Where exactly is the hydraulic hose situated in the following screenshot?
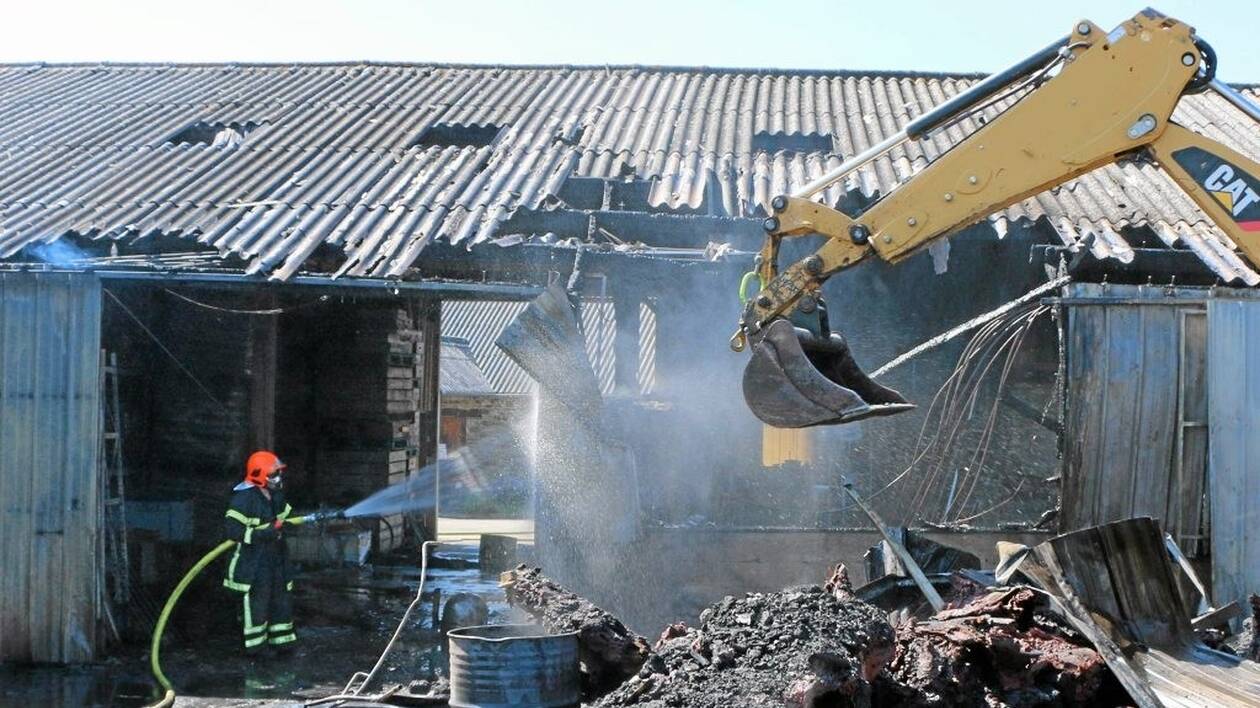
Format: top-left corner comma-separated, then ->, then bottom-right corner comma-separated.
146,538 -> 238,708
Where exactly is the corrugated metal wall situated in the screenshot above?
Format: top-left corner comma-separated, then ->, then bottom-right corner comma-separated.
1207,299 -> 1260,613
0,272 -> 102,663
1062,284 -> 1211,551
1065,283 -> 1260,612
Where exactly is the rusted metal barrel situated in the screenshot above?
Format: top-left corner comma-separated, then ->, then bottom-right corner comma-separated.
447,624 -> 579,708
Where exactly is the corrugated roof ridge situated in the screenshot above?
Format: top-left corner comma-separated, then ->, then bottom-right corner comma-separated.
4,61 -> 1256,88
0,60 -> 992,80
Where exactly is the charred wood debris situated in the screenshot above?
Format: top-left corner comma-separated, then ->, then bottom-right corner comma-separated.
500,541 -> 1260,708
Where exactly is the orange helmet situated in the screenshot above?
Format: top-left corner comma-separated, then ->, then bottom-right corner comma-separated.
245,450 -> 286,488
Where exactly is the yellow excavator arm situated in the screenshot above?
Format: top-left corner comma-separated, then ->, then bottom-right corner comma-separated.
737,8 -> 1260,429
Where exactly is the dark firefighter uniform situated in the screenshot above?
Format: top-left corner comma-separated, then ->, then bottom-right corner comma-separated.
223,482 -> 297,651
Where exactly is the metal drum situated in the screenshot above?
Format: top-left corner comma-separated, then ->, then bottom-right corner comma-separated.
447,624 -> 580,708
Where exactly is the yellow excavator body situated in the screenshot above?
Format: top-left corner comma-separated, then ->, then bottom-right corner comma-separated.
738,9 -> 1260,428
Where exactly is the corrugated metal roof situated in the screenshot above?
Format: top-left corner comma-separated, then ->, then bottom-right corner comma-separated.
638,302 -> 657,396
0,63 -> 1256,282
581,300 -> 617,397
1015,517 -> 1260,707
441,296 -> 656,396
442,299 -> 535,395
438,336 -> 494,396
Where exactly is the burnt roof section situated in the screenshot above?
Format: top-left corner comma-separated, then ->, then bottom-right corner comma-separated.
0,62 -> 1257,282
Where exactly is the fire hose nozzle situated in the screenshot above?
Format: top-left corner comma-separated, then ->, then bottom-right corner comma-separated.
292,509 -> 346,525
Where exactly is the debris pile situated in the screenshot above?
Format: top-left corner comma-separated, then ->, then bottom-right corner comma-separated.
598,577 -> 894,708
1225,593 -> 1260,661
501,566 -> 652,700
877,580 -> 1125,706
499,530 -> 1260,708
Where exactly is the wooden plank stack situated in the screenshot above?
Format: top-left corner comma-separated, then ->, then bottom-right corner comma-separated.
314,306 -> 426,552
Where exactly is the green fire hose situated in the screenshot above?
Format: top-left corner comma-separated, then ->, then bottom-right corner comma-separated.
145,511 -> 340,708
147,538 -> 237,708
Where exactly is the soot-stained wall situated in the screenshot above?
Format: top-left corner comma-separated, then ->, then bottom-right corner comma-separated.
625,221 -> 1061,531
102,285 -> 440,627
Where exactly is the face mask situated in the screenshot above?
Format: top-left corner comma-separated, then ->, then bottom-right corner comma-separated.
267,472 -> 284,491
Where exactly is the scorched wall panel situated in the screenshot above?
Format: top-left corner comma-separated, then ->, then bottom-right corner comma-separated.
0,272 -> 102,663
1207,299 -> 1260,613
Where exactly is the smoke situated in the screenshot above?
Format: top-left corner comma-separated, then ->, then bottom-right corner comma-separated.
24,239 -> 90,266
524,249 -> 1057,532
628,263 -> 834,528
475,236 -> 1059,633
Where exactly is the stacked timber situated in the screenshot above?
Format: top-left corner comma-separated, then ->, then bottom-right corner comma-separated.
314,307 -> 425,552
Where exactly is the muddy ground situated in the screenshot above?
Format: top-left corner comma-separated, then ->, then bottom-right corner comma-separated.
0,543 -> 513,707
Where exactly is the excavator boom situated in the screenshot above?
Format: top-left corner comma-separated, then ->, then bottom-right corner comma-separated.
738,8 -> 1260,428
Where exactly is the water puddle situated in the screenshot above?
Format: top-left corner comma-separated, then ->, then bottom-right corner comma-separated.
1,542 -> 514,706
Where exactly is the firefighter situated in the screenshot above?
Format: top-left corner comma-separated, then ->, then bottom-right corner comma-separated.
223,450 -> 297,653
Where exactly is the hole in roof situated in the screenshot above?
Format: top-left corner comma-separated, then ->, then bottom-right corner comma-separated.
557,176 -> 604,210
167,121 -> 264,148
554,123 -> 588,147
751,131 -> 835,156
411,123 -> 503,149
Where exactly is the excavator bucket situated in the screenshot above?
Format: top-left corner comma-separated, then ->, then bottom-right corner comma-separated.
743,319 -> 914,428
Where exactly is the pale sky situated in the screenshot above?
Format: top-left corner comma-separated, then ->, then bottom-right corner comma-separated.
4,0 -> 1258,82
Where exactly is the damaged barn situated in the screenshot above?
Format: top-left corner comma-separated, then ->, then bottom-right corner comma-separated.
0,22 -> 1259,706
